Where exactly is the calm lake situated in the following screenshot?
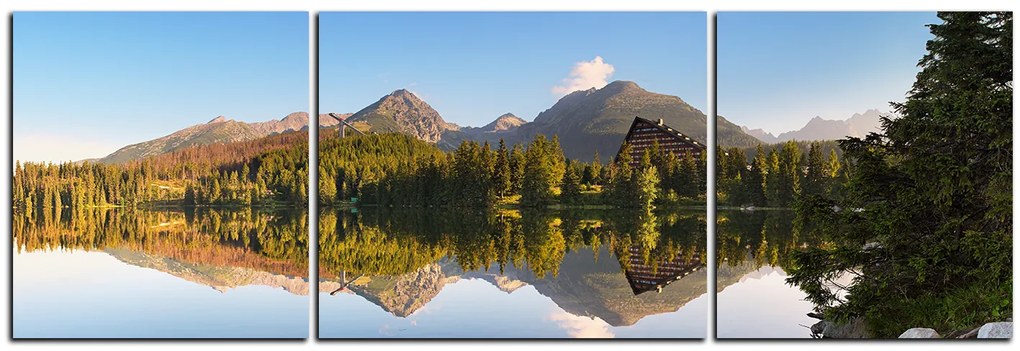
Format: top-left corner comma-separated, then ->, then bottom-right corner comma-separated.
12,208 -> 310,339
715,210 -> 820,339
318,208 -> 707,339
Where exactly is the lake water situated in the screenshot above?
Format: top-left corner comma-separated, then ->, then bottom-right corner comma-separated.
714,210 -> 819,339
12,208 -> 310,339
318,208 -> 707,339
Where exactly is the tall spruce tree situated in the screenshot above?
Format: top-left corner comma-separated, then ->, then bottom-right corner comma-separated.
788,12 -> 1012,337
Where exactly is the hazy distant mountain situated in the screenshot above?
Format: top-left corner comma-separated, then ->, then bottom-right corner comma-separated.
740,109 -> 888,144
344,89 -> 457,143
99,112 -> 310,164
717,115 -> 765,148
739,126 -> 780,144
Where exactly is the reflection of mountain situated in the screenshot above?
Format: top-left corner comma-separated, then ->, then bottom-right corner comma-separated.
715,210 -> 825,294
14,208 -> 310,295
525,247 -> 705,327
715,256 -> 768,294
328,245 -> 705,326
345,263 -> 459,317
107,248 -> 310,295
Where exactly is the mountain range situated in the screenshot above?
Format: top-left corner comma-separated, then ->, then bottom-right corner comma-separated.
738,109 -> 888,144
92,84 -> 888,164
98,111 -> 320,164
332,246 -> 707,327
327,81 -> 721,162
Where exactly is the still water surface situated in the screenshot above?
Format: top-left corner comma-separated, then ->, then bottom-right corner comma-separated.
318,208 -> 707,338
12,208 -> 309,338
715,210 -> 819,339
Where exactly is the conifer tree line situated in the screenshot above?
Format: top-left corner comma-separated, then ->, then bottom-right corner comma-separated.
318,132 -> 706,208
12,131 -> 309,211
716,140 -> 849,208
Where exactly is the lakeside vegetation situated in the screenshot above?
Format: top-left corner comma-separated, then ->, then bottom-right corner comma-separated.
14,207 -> 309,277
714,12 -> 1011,338
744,12 -> 1011,338
12,131 -> 310,213
717,140 -> 849,208
318,133 -> 706,209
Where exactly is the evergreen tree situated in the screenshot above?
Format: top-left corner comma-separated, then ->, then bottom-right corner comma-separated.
560,163 -> 582,205
494,139 -> 512,198
789,12 -> 1013,337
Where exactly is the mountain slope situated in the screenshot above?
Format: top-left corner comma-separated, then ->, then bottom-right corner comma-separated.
344,81 -> 721,162
717,115 -> 764,148
345,89 -> 455,143
99,112 -> 310,164
519,80 -> 707,161
100,117 -> 263,164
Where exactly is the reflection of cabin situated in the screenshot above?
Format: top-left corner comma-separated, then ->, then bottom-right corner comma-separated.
616,117 -> 705,168
623,245 -> 703,295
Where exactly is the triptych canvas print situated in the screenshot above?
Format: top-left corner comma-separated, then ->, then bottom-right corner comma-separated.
9,11 -> 1012,340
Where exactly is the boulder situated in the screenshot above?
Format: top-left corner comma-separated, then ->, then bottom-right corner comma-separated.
810,321 -> 828,336
899,328 -> 941,338
977,322 -> 1012,339
820,317 -> 872,338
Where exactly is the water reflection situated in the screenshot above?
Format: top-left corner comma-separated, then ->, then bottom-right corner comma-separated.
12,207 -> 309,338
715,210 -> 822,339
318,208 -> 707,338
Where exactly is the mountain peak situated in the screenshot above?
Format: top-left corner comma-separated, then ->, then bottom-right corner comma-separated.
282,111 -> 308,122
390,89 -> 418,99
208,116 -> 228,124
476,113 -> 526,133
604,80 -> 642,91
346,88 -> 449,143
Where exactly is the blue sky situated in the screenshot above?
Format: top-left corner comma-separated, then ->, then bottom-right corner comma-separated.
13,12 -> 309,163
319,12 -> 707,127
718,12 -> 938,134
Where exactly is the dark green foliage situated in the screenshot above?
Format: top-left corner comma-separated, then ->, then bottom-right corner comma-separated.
560,162 -> 583,205
520,135 -> 560,207
718,139 -> 846,207
603,142 -> 705,208
318,133 -> 446,206
13,131 -> 309,210
787,12 -> 1012,337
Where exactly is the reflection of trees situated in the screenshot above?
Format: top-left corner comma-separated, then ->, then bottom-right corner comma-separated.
318,208 -> 706,280
13,207 -> 309,278
318,210 -> 447,279
716,210 -> 822,270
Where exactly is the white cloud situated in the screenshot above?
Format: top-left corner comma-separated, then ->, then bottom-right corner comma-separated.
548,310 -> 615,338
551,56 -> 616,96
